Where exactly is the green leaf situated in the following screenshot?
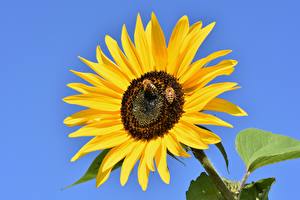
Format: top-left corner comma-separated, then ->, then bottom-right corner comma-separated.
215,142 -> 229,173
240,178 -> 275,200
236,128 -> 300,172
64,149 -> 122,189
186,172 -> 224,200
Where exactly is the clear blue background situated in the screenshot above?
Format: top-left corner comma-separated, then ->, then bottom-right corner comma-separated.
1,0 -> 299,199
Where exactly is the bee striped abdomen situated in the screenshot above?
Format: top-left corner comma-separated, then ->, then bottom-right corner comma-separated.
165,86 -> 176,104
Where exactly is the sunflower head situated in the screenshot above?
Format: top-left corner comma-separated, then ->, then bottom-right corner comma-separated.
64,13 -> 247,191
121,71 -> 184,141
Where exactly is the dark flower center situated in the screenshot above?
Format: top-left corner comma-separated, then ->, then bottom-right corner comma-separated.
121,71 -> 184,141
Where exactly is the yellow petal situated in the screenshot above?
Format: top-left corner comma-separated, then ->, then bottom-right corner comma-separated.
151,13 -> 168,71
167,16 -> 189,75
96,164 -> 113,188
96,45 -> 126,76
197,63 -> 236,89
69,70 -> 123,95
171,124 -> 208,149
101,139 -> 137,171
63,93 -> 121,111
93,45 -> 128,86
189,21 -> 203,33
179,50 -> 232,83
138,154 -> 150,191
145,21 -> 152,52
70,136 -> 100,161
67,83 -> 97,94
172,21 -> 201,76
182,112 -> 233,128
68,120 -> 123,137
64,109 -> 100,127
155,142 -> 170,184
83,132 -> 130,156
183,60 -> 237,91
79,56 -> 129,91
176,22 -> 216,77
64,109 -> 119,127
105,35 -> 137,80
179,121 -> 221,144
70,133 -> 126,162
204,98 -> 248,116
67,83 -> 122,99
72,67 -> 124,94
134,14 -> 152,73
120,141 -> 146,186
69,70 -> 103,87
163,133 -> 190,157
184,82 -> 238,112
144,137 -> 161,171
121,25 -> 143,76
145,21 -> 155,72
96,147 -> 128,187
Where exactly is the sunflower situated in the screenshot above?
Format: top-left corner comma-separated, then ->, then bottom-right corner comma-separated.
64,13 -> 247,191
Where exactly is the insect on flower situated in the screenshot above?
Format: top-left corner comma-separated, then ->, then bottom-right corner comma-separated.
165,86 -> 176,104
142,79 -> 157,96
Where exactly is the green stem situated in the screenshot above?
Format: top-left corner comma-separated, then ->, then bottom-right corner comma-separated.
192,149 -> 235,200
237,171 -> 251,200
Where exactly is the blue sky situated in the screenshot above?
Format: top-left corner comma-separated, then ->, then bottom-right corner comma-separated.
1,0 -> 300,199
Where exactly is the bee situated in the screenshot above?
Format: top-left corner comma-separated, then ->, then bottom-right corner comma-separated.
165,86 -> 176,104
142,79 -> 157,96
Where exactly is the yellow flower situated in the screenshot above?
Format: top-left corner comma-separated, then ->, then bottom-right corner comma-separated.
64,13 -> 247,191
